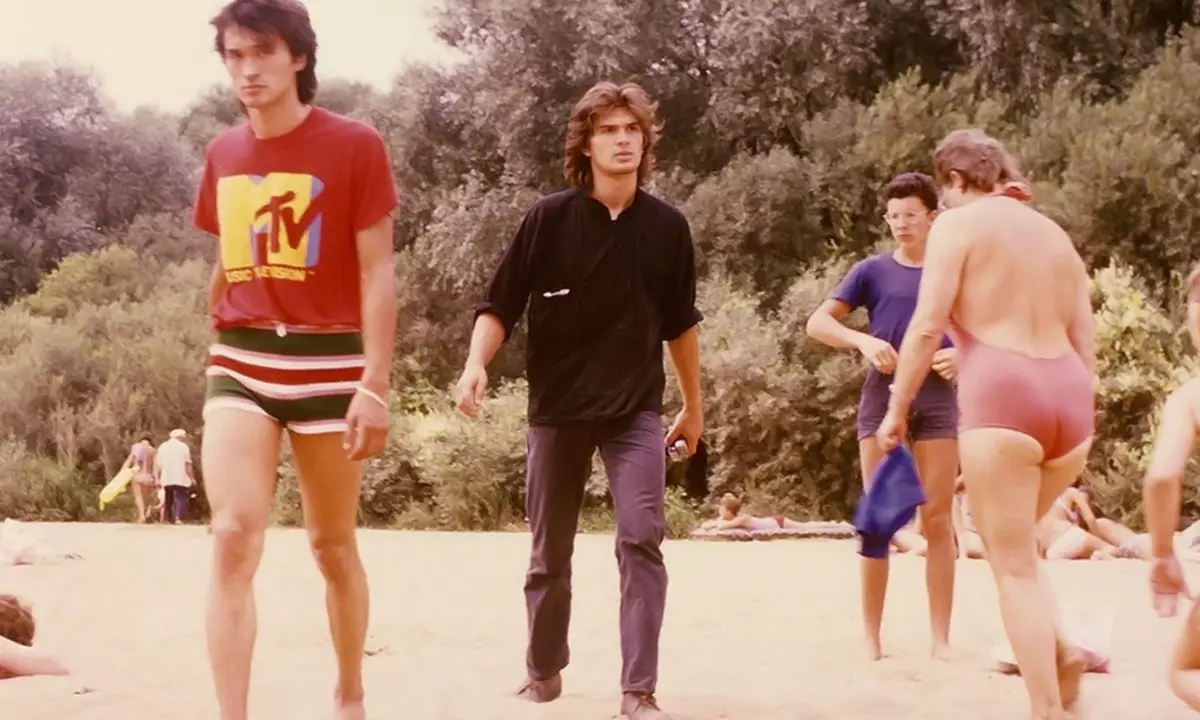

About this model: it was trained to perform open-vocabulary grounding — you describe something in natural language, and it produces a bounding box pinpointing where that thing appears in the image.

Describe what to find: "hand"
[453,363,489,419]
[932,347,957,381]
[856,336,898,374]
[666,405,704,457]
[875,408,907,452]
[1151,553,1191,617]
[342,388,391,461]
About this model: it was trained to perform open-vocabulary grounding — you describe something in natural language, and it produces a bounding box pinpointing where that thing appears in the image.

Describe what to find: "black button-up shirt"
[475,188,703,425]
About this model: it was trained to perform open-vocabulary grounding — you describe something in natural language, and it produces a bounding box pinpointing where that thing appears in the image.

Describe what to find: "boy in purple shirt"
[806,172,959,661]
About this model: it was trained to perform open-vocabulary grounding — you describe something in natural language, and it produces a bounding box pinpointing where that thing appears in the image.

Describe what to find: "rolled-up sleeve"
[474,203,542,340]
[661,216,704,341]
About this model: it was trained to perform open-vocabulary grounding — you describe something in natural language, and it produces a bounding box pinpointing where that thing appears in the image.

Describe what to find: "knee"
[616,511,666,558]
[920,506,953,542]
[210,514,265,579]
[529,541,574,578]
[987,541,1038,578]
[309,533,361,584]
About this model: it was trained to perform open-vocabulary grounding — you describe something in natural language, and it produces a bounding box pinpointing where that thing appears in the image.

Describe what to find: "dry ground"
[0,522,1194,719]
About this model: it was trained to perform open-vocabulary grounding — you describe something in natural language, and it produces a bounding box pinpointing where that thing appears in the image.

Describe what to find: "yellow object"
[99,467,135,510]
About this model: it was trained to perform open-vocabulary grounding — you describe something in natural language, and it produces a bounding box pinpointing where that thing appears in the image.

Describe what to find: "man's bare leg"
[964,428,1088,720]
[290,431,369,720]
[203,409,281,720]
[1170,600,1200,709]
[913,439,958,659]
[858,438,888,660]
[132,483,147,523]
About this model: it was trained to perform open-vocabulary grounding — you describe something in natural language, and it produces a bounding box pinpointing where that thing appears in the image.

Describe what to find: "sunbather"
[699,494,811,531]
[0,594,68,679]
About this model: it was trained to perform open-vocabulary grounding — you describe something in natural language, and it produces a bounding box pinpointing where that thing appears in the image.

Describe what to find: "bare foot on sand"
[334,700,365,720]
[1057,646,1088,710]
[931,643,962,662]
[867,638,883,661]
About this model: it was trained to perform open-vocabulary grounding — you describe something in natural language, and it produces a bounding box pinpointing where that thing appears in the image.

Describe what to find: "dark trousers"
[163,485,190,523]
[524,410,668,694]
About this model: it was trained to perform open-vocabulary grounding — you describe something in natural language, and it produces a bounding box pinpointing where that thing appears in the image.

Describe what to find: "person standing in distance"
[452,81,703,720]
[806,172,960,661]
[191,1,399,718]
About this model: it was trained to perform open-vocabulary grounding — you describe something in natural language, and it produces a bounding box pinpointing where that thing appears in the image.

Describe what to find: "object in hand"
[667,438,689,461]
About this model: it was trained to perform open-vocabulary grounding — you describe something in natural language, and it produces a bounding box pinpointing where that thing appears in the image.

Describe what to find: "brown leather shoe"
[620,692,672,719]
[516,674,562,703]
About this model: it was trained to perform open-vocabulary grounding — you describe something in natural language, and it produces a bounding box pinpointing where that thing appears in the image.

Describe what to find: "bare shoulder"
[927,205,976,249]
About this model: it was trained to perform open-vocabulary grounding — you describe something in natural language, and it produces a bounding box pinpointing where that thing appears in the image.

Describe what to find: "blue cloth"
[853,445,926,559]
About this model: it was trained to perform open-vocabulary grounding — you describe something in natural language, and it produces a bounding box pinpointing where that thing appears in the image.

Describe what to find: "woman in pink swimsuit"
[878,129,1095,719]
[120,432,157,523]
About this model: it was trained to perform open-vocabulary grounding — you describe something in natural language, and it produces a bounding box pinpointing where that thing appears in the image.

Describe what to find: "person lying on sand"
[0,594,68,679]
[951,478,986,559]
[699,494,813,531]
[890,518,927,555]
[1071,484,1200,560]
[893,479,988,559]
[1036,486,1125,560]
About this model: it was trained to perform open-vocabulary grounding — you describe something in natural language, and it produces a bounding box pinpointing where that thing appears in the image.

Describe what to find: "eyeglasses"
[882,211,931,224]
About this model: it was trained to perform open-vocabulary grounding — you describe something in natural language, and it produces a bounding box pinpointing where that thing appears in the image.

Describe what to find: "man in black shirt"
[453,81,703,720]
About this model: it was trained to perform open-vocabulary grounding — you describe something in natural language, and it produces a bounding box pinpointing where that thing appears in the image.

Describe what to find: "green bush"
[11,21,1200,534]
[1085,263,1200,526]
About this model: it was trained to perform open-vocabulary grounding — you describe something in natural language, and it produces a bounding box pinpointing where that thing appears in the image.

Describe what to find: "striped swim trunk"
[203,326,364,435]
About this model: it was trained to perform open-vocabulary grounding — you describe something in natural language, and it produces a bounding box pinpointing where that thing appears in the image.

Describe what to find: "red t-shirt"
[192,106,398,330]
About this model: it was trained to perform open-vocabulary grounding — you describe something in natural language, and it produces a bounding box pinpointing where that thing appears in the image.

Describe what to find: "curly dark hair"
[562,81,661,190]
[0,594,35,646]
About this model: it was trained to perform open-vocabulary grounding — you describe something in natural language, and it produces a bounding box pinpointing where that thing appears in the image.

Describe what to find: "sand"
[0,522,1195,719]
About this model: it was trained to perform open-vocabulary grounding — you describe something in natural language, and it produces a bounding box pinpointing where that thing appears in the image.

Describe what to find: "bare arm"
[805,299,872,350]
[465,312,508,371]
[355,214,397,394]
[1066,266,1095,375]
[1145,391,1194,558]
[713,515,754,530]
[0,636,68,678]
[1146,471,1184,558]
[1067,488,1100,529]
[889,215,969,413]
[666,326,701,411]
[1187,264,1200,354]
[208,263,226,315]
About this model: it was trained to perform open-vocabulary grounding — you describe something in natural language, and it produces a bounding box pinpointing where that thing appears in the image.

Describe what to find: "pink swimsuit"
[952,326,1094,460]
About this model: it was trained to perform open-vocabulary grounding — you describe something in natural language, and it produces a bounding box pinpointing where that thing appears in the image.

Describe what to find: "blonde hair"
[562,81,661,190]
[719,493,742,515]
[932,129,1027,193]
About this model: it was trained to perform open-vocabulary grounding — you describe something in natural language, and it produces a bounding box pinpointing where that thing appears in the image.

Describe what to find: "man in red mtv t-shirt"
[190,2,398,717]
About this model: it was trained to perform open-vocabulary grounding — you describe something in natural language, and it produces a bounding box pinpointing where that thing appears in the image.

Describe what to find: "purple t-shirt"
[832,252,954,397]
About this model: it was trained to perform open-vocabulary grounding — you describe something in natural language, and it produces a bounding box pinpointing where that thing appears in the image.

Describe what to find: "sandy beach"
[0,522,1195,719]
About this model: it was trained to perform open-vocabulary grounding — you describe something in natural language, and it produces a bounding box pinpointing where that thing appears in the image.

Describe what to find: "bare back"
[950,196,1086,358]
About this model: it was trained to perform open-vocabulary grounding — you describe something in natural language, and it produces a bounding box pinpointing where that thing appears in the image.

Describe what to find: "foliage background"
[3,1,1200,535]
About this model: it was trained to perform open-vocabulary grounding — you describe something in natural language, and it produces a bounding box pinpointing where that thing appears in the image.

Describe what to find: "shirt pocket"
[528,285,580,344]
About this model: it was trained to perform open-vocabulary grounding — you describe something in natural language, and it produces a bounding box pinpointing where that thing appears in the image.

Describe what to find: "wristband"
[356,385,389,410]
